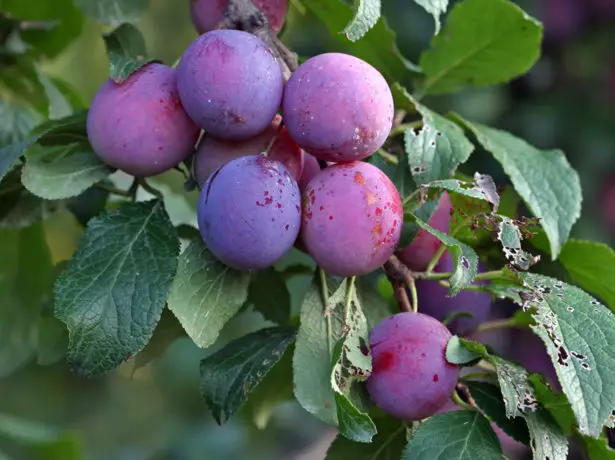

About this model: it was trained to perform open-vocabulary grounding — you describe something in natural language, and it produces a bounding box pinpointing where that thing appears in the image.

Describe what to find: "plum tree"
[298,153,320,191]
[193,115,303,185]
[177,29,283,140]
[415,252,492,336]
[398,191,452,271]
[301,161,402,276]
[366,312,460,421]
[87,63,200,177]
[282,53,394,162]
[190,0,288,35]
[198,155,301,270]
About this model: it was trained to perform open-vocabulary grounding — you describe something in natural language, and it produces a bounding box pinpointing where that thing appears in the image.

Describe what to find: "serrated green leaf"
[74,0,147,26]
[419,0,543,95]
[343,0,381,42]
[412,217,479,295]
[34,111,88,146]
[199,327,295,425]
[413,0,448,34]
[402,410,502,459]
[301,0,420,82]
[167,238,250,348]
[247,268,291,325]
[334,393,377,443]
[524,410,569,460]
[467,382,530,445]
[559,239,615,312]
[22,143,112,200]
[520,273,615,438]
[456,117,581,259]
[445,336,485,365]
[496,215,539,270]
[423,178,497,206]
[54,200,179,377]
[102,23,155,83]
[529,374,575,435]
[326,417,405,459]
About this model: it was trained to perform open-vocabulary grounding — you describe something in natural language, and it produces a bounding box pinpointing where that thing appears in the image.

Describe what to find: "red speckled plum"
[399,192,452,271]
[177,30,283,140]
[198,155,301,270]
[194,115,303,185]
[190,0,288,35]
[282,53,394,162]
[366,312,460,421]
[301,162,402,276]
[415,252,492,336]
[87,63,199,177]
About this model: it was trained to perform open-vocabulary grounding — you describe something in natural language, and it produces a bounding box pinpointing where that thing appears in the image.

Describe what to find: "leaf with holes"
[200,327,295,425]
[54,200,179,377]
[496,215,539,270]
[343,0,381,42]
[529,374,575,435]
[103,23,156,83]
[167,238,250,348]
[418,0,543,95]
[423,178,498,208]
[519,273,615,438]
[74,0,148,26]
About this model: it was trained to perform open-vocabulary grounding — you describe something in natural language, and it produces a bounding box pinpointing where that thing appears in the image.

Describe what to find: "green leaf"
[467,381,530,445]
[343,0,381,42]
[412,216,479,295]
[496,215,539,270]
[418,0,543,95]
[402,410,503,459]
[131,308,184,372]
[200,327,295,425]
[583,435,615,459]
[445,336,485,365]
[455,118,582,259]
[334,393,377,443]
[22,143,112,200]
[247,268,291,325]
[529,374,575,435]
[102,23,155,83]
[54,200,179,377]
[524,410,569,460]
[326,417,405,459]
[520,273,615,438]
[301,0,419,82]
[413,0,448,34]
[423,178,497,207]
[0,100,39,146]
[74,0,148,26]
[559,240,615,312]
[167,238,250,348]
[34,111,88,146]
[37,316,68,366]
[35,68,72,120]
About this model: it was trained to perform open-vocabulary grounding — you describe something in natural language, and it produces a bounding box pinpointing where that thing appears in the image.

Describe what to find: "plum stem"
[318,268,333,356]
[94,182,132,198]
[408,277,418,313]
[388,120,422,138]
[425,244,447,273]
[475,318,521,333]
[383,255,414,313]
[376,148,399,165]
[451,389,473,411]
[137,178,163,199]
[343,276,356,323]
[460,372,497,382]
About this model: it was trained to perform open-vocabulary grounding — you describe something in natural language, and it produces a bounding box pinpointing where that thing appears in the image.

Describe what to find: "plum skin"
[300,161,402,277]
[190,0,288,35]
[415,252,492,336]
[194,115,304,185]
[197,155,301,271]
[177,29,283,140]
[282,53,394,162]
[366,312,460,421]
[87,63,200,177]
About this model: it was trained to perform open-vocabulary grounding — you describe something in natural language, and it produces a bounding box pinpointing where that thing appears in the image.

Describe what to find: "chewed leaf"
[424,175,498,210]
[496,215,540,270]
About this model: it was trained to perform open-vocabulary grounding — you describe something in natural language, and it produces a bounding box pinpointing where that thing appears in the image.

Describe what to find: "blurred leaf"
[455,117,581,260]
[418,0,542,95]
[355,275,395,329]
[0,175,58,229]
[326,417,405,459]
[167,238,250,348]
[445,336,485,365]
[66,184,109,227]
[22,143,112,200]
[34,67,72,119]
[0,99,38,146]
[559,240,615,312]
[36,316,68,366]
[583,435,615,459]
[412,0,448,34]
[74,0,147,26]
[0,137,36,183]
[520,274,615,438]
[132,308,184,372]
[200,327,295,425]
[54,200,179,377]
[300,0,420,82]
[102,23,156,83]
[343,0,380,42]
[0,59,48,113]
[247,268,291,325]
[34,111,88,146]
[467,381,530,444]
[402,411,502,459]
[529,374,575,435]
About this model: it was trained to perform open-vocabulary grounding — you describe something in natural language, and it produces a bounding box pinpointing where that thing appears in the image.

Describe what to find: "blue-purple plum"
[415,252,491,336]
[87,63,200,177]
[366,312,460,421]
[194,115,303,185]
[190,0,288,34]
[399,191,452,271]
[177,30,283,140]
[301,161,402,276]
[282,53,394,162]
[197,155,301,270]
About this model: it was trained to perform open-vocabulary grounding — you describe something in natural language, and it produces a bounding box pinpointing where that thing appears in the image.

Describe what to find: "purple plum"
[190,0,288,35]
[177,30,283,140]
[282,53,394,162]
[197,155,301,270]
[298,152,321,191]
[301,161,402,276]
[366,312,460,421]
[87,63,200,177]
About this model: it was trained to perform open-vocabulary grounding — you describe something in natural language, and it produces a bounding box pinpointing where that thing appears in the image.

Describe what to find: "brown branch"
[383,254,416,313]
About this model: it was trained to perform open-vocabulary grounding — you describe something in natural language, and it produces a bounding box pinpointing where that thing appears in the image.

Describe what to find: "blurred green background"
[1,0,614,458]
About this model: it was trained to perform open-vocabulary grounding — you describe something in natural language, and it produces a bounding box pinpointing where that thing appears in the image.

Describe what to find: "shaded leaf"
[247,268,291,325]
[102,23,155,83]
[445,336,485,365]
[326,417,405,459]
[74,0,147,26]
[413,0,448,34]
[343,0,381,42]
